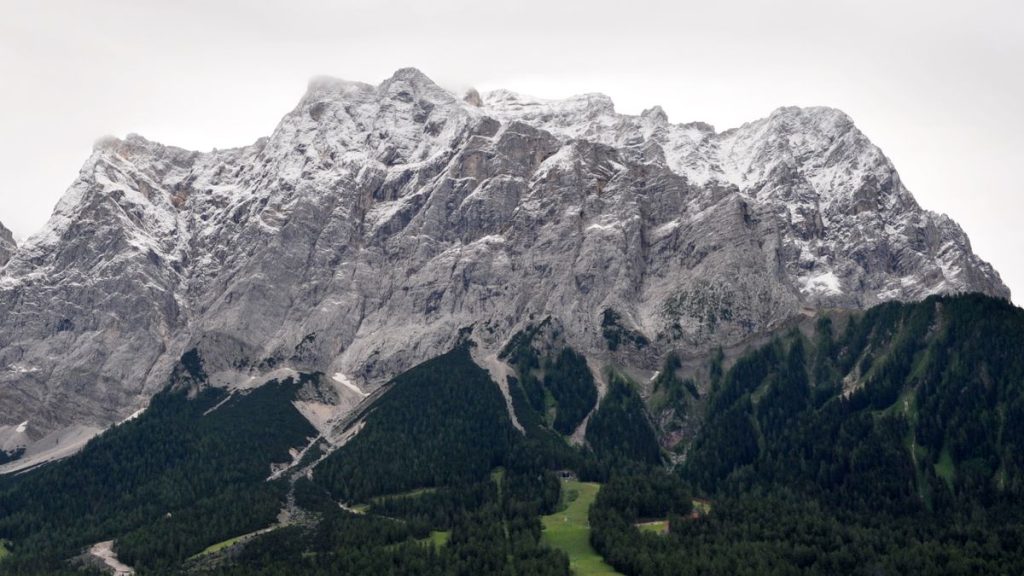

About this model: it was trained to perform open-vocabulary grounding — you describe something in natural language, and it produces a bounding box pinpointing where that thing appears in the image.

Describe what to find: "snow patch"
[799,271,843,296]
[15,421,27,433]
[332,372,367,397]
[651,219,681,240]
[8,363,38,374]
[876,288,902,301]
[585,220,623,234]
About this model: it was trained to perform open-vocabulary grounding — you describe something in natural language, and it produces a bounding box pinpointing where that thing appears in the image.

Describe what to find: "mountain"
[0,68,1008,464]
[0,221,14,267]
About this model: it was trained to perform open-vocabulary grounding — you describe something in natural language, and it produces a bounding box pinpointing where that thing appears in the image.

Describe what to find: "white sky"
[1,0,1021,300]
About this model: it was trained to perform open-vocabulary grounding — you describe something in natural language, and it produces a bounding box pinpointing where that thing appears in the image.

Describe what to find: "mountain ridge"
[0,68,1008,462]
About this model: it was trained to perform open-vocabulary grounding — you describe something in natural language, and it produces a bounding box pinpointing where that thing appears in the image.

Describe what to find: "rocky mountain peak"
[0,68,1009,457]
[641,105,669,124]
[463,88,483,107]
[387,66,439,85]
[378,66,458,106]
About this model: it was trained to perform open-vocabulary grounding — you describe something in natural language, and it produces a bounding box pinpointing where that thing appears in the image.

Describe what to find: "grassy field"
[541,480,621,576]
[0,539,10,561]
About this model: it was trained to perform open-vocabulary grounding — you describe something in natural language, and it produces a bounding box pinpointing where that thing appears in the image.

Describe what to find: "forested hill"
[590,293,1024,576]
[687,292,1024,507]
[0,375,317,574]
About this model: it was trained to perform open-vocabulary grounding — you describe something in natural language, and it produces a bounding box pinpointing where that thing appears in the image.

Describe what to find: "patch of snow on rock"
[799,271,843,296]
[332,373,367,397]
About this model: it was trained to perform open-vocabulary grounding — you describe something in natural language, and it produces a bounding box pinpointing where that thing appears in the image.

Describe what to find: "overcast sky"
[1,0,1021,300]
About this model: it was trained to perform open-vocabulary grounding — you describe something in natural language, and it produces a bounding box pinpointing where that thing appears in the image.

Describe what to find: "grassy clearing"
[935,446,956,488]
[390,530,449,551]
[544,389,558,427]
[360,486,439,508]
[195,533,250,557]
[423,530,450,547]
[636,520,669,535]
[351,485,442,513]
[0,539,10,561]
[376,487,438,500]
[191,524,284,559]
[541,480,620,576]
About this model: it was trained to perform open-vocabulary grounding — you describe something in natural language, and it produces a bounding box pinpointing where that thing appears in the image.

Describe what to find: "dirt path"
[89,541,134,575]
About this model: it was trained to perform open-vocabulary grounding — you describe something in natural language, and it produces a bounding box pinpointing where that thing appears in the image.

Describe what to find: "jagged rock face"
[0,68,1008,436]
[0,221,14,267]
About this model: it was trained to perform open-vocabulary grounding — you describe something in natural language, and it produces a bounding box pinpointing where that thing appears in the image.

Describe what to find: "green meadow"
[541,480,620,575]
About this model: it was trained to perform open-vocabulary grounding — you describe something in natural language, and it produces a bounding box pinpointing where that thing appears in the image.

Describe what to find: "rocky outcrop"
[0,68,1008,444]
[0,220,14,267]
